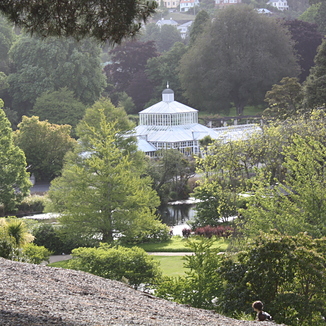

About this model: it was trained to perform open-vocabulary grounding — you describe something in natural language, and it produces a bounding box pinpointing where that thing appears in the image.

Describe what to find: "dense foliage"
[220,232,326,326]
[0,0,157,43]
[68,243,161,289]
[14,116,76,181]
[46,104,164,243]
[0,108,31,214]
[179,5,299,115]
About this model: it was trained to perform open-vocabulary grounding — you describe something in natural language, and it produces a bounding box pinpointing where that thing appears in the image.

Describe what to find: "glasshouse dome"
[134,87,260,156]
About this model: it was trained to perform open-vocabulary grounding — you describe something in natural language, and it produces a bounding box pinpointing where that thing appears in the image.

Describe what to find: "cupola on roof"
[139,87,197,126]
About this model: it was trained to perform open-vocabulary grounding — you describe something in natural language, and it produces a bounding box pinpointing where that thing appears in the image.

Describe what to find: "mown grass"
[153,256,187,277]
[49,255,187,277]
[133,236,229,252]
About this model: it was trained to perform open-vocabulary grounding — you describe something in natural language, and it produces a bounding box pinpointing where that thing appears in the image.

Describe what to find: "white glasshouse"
[134,87,260,156]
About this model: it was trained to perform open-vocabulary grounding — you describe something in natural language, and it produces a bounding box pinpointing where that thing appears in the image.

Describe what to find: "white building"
[134,87,260,156]
[180,0,200,12]
[267,0,289,11]
[177,21,193,39]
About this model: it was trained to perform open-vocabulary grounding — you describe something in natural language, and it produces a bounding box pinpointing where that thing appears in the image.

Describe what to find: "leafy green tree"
[179,5,299,115]
[0,15,15,74]
[242,134,326,238]
[282,20,323,82]
[8,36,106,116]
[156,25,183,53]
[32,88,86,128]
[0,107,31,213]
[47,108,161,243]
[220,232,326,326]
[14,116,76,181]
[303,39,326,109]
[21,243,51,264]
[68,243,161,289]
[314,0,326,34]
[0,0,157,43]
[299,3,320,23]
[146,42,188,104]
[263,77,304,120]
[75,98,141,164]
[140,23,183,53]
[146,149,195,204]
[192,180,239,228]
[154,237,223,309]
[189,10,210,46]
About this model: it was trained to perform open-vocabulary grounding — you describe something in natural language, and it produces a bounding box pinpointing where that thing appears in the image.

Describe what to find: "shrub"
[194,225,234,238]
[18,195,50,214]
[22,243,52,264]
[68,243,161,289]
[32,223,94,254]
[120,221,170,245]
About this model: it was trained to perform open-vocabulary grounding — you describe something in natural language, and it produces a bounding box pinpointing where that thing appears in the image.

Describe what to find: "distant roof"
[140,101,197,115]
[135,123,222,143]
[156,18,178,27]
[136,137,157,152]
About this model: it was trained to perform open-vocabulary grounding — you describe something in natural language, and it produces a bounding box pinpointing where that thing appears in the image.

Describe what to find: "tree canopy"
[32,88,86,129]
[179,5,299,115]
[8,36,106,117]
[303,39,326,109]
[0,0,157,43]
[0,108,31,213]
[14,116,76,181]
[47,105,163,243]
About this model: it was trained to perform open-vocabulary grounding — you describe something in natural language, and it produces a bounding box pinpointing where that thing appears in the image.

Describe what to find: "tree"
[179,5,299,115]
[139,23,184,53]
[189,10,210,46]
[8,36,106,117]
[0,0,157,43]
[154,237,223,309]
[0,107,31,213]
[75,98,141,163]
[146,42,188,106]
[220,232,326,326]
[108,40,158,92]
[0,15,15,74]
[68,243,161,289]
[303,39,326,109]
[32,88,86,129]
[146,149,196,204]
[263,77,304,120]
[106,40,157,110]
[242,134,326,239]
[155,25,183,53]
[282,20,323,82]
[314,0,326,34]
[46,108,162,243]
[14,116,76,181]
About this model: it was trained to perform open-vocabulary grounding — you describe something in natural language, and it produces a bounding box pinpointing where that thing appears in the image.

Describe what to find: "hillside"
[0,258,285,326]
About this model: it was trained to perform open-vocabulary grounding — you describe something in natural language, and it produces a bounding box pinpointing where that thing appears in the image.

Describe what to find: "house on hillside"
[156,0,180,9]
[133,87,260,157]
[267,0,289,11]
[215,0,242,8]
[156,17,179,28]
[180,0,200,12]
[177,21,193,39]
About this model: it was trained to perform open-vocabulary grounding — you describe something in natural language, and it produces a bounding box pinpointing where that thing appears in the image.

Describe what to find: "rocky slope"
[0,258,284,325]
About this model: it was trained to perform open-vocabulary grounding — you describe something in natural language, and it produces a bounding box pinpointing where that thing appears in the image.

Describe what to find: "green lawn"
[49,255,187,277]
[134,236,229,252]
[153,256,187,277]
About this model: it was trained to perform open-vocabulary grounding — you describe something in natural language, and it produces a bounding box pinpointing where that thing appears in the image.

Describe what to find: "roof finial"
[167,81,169,89]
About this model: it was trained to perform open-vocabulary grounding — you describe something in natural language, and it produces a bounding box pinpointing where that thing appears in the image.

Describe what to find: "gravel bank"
[0,258,285,326]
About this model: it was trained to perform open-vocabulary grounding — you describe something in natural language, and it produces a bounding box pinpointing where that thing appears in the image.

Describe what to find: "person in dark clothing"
[252,301,272,321]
